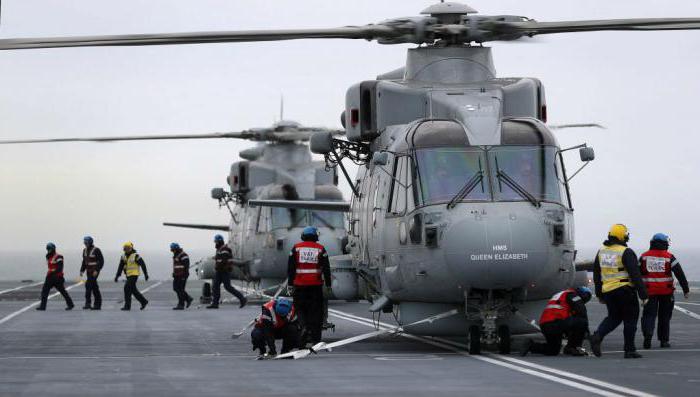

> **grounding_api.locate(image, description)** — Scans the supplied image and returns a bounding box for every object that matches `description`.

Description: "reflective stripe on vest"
[598,244,632,293]
[83,247,98,270]
[47,254,64,278]
[122,253,140,277]
[640,250,674,296]
[173,252,189,276]
[539,289,574,324]
[292,242,324,287]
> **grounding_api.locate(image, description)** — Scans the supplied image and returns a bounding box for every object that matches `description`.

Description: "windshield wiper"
[496,169,540,208]
[447,170,484,210]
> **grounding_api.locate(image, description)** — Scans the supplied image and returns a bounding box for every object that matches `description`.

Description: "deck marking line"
[0,282,83,326]
[0,281,44,296]
[674,305,700,320]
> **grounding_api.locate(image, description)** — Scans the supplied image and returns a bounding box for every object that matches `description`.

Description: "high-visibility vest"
[539,289,575,325]
[214,246,234,272]
[173,251,189,278]
[291,241,325,287]
[597,244,632,293]
[83,247,99,272]
[640,249,675,296]
[47,254,64,278]
[122,253,140,277]
[256,300,297,330]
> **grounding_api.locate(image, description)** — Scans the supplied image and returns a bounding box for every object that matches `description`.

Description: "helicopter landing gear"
[497,325,511,354]
[469,325,481,355]
[466,289,515,355]
[200,282,212,304]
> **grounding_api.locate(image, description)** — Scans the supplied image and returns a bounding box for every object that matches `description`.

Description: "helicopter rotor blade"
[548,123,605,130]
[0,131,262,144]
[489,18,700,38]
[0,26,395,50]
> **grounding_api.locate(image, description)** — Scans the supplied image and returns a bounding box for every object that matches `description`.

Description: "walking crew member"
[170,242,193,310]
[640,233,690,349]
[589,224,648,359]
[251,297,300,359]
[522,287,592,356]
[206,234,247,309]
[288,226,332,346]
[80,236,104,310]
[37,243,75,311]
[114,242,149,311]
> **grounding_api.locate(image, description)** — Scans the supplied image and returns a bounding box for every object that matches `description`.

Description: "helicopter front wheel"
[468,325,481,355]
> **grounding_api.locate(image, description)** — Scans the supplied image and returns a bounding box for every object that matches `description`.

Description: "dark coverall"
[640,240,691,344]
[39,253,75,310]
[251,304,300,355]
[172,250,193,308]
[115,253,149,310]
[593,238,648,353]
[288,245,332,345]
[210,244,245,306]
[80,246,104,309]
[529,291,590,356]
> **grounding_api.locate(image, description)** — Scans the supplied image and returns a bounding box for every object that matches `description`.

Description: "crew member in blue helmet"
[80,236,104,310]
[206,234,247,309]
[170,243,193,310]
[251,297,299,359]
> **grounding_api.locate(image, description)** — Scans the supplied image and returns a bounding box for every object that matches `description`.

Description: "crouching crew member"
[206,234,247,309]
[251,297,300,359]
[80,236,104,310]
[640,233,690,349]
[589,224,648,359]
[114,242,149,311]
[522,287,592,356]
[37,243,75,311]
[288,226,332,346]
[170,242,193,310]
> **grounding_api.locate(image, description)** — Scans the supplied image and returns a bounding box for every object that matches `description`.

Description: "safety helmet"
[123,241,134,250]
[170,242,181,251]
[575,286,592,302]
[651,233,670,244]
[608,224,629,242]
[274,298,292,317]
[46,242,56,251]
[83,236,93,245]
[214,234,225,243]
[301,226,319,239]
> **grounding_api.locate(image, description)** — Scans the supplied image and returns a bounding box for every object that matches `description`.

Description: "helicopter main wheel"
[469,325,481,355]
[497,325,511,355]
[200,282,212,304]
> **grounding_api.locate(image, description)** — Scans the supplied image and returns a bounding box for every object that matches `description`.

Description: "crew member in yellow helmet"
[114,242,150,311]
[589,224,648,359]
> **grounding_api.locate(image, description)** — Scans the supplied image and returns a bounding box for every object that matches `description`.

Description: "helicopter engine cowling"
[329,254,360,301]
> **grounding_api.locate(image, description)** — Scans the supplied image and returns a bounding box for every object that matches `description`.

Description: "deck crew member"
[80,236,104,310]
[522,287,592,356]
[589,224,648,359]
[114,242,149,311]
[36,243,75,311]
[640,233,690,349]
[206,234,247,309]
[170,243,193,310]
[288,226,332,346]
[251,297,300,359]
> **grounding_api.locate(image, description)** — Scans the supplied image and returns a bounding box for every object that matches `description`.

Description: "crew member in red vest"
[79,236,104,310]
[521,286,592,356]
[251,297,299,359]
[37,243,75,311]
[640,233,690,349]
[170,242,193,310]
[287,226,332,346]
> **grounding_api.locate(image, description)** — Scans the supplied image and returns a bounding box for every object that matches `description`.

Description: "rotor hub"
[421,2,477,24]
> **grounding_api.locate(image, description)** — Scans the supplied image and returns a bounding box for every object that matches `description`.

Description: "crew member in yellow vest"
[114,242,150,311]
[589,224,648,359]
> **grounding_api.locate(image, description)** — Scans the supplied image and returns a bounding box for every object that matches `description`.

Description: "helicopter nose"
[442,208,549,289]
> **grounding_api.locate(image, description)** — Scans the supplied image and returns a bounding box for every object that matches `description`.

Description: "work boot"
[35,306,46,311]
[65,304,74,311]
[185,296,193,308]
[660,341,671,348]
[563,346,586,356]
[206,304,219,309]
[520,339,533,356]
[173,305,184,310]
[120,307,130,311]
[239,297,248,309]
[624,351,643,359]
[82,304,91,310]
[91,306,101,311]
[643,337,651,349]
[589,333,602,357]
[140,301,149,310]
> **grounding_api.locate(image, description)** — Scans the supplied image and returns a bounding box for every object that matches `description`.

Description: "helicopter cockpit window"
[311,210,344,230]
[271,208,306,229]
[415,148,491,205]
[488,146,562,204]
[388,156,408,215]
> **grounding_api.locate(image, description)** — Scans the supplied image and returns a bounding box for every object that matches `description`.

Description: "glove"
[114,277,119,283]
[172,273,176,279]
[80,272,84,278]
[641,298,649,306]
[287,285,295,296]
[685,292,690,300]
[323,285,333,297]
[145,275,149,281]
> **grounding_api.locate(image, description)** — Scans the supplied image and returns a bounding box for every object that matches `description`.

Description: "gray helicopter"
[0,118,349,300]
[2,1,700,353]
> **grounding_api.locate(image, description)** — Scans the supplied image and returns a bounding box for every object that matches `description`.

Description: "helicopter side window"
[388,156,408,216]
[488,146,563,205]
[415,148,490,205]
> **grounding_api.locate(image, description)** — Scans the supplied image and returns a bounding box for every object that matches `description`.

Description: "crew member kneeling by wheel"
[521,287,592,356]
[251,298,300,359]
[287,226,332,347]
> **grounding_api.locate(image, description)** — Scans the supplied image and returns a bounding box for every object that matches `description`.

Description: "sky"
[1,0,700,261]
